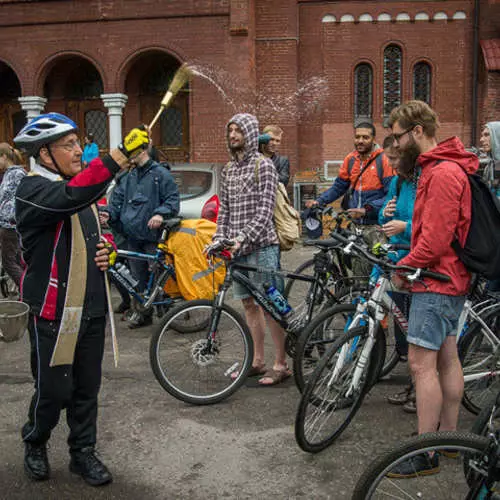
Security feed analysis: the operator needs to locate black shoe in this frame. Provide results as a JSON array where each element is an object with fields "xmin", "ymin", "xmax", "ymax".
[
  {"xmin": 69, "ymin": 447, "xmax": 112, "ymax": 486},
  {"xmin": 386, "ymin": 452, "xmax": 439, "ymax": 478},
  {"xmin": 24, "ymin": 442, "xmax": 50, "ymax": 481},
  {"xmin": 114, "ymin": 301, "xmax": 131, "ymax": 314},
  {"xmin": 128, "ymin": 312, "xmax": 153, "ymax": 329}
]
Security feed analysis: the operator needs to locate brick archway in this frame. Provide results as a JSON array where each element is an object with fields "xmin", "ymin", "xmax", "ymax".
[
  {"xmin": 0, "ymin": 60, "xmax": 23, "ymax": 143},
  {"xmin": 121, "ymin": 49, "xmax": 190, "ymax": 163},
  {"xmin": 36, "ymin": 53, "xmax": 108, "ymax": 149}
]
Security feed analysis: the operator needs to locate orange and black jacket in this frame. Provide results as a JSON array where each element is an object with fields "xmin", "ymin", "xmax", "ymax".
[{"xmin": 317, "ymin": 148, "xmax": 394, "ymax": 223}]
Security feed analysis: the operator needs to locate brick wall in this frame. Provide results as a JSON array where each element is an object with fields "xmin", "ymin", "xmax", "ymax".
[{"xmin": 0, "ymin": 0, "xmax": 487, "ymax": 172}]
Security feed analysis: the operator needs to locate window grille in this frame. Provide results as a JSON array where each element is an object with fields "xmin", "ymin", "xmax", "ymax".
[
  {"xmin": 160, "ymin": 108, "xmax": 183, "ymax": 147},
  {"xmin": 354, "ymin": 63, "xmax": 373, "ymax": 121},
  {"xmin": 413, "ymin": 62, "xmax": 432, "ymax": 104},
  {"xmin": 383, "ymin": 45, "xmax": 402, "ymax": 117},
  {"xmin": 84, "ymin": 110, "xmax": 107, "ymax": 149}
]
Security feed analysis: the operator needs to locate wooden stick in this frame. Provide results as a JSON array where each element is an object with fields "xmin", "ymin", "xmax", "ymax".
[{"xmin": 148, "ymin": 64, "xmax": 192, "ymax": 130}]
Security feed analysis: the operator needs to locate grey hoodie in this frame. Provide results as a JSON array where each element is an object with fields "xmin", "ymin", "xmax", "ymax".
[{"xmin": 483, "ymin": 121, "xmax": 500, "ymax": 189}]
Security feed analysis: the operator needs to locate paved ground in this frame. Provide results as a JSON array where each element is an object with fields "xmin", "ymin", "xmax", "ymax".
[{"xmin": 0, "ymin": 245, "xmax": 476, "ymax": 499}]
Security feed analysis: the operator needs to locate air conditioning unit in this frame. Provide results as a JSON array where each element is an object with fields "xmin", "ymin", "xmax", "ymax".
[{"xmin": 323, "ymin": 160, "xmax": 343, "ymax": 181}]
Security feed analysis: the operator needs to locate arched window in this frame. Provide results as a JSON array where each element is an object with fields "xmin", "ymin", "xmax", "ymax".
[
  {"xmin": 413, "ymin": 62, "xmax": 432, "ymax": 104},
  {"xmin": 383, "ymin": 44, "xmax": 402, "ymax": 117},
  {"xmin": 354, "ymin": 63, "xmax": 373, "ymax": 121}
]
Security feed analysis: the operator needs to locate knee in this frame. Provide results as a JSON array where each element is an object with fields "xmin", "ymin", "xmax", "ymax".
[{"xmin": 408, "ymin": 352, "xmax": 434, "ymax": 380}]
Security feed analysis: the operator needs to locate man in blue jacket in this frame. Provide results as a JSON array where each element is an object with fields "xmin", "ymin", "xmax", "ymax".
[{"xmin": 103, "ymin": 145, "xmax": 179, "ymax": 328}]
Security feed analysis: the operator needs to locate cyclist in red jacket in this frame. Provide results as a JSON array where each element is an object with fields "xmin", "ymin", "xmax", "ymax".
[{"xmin": 387, "ymin": 101, "xmax": 478, "ymax": 478}]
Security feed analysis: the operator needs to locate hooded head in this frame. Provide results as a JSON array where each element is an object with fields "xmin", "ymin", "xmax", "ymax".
[
  {"xmin": 226, "ymin": 113, "xmax": 260, "ymax": 161},
  {"xmin": 480, "ymin": 122, "xmax": 500, "ymax": 162}
]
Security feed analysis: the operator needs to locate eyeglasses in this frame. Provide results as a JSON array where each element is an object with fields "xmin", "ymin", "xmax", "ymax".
[
  {"xmin": 51, "ymin": 140, "xmax": 81, "ymax": 152},
  {"xmin": 392, "ymin": 127, "xmax": 415, "ymax": 144}
]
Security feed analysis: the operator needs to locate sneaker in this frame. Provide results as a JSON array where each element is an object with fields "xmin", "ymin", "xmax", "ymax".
[
  {"xmin": 24, "ymin": 442, "xmax": 50, "ymax": 481},
  {"xmin": 114, "ymin": 301, "xmax": 131, "ymax": 314},
  {"xmin": 386, "ymin": 452, "xmax": 439, "ymax": 478},
  {"xmin": 69, "ymin": 447, "xmax": 112, "ymax": 486},
  {"xmin": 128, "ymin": 312, "xmax": 153, "ymax": 329}
]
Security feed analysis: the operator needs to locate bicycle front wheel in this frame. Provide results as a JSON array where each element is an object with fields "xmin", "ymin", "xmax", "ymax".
[
  {"xmin": 295, "ymin": 325, "xmax": 385, "ymax": 453},
  {"xmin": 352, "ymin": 431, "xmax": 490, "ymax": 499},
  {"xmin": 293, "ymin": 303, "xmax": 357, "ymax": 392},
  {"xmin": 459, "ymin": 306, "xmax": 500, "ymax": 415},
  {"xmin": 150, "ymin": 299, "xmax": 253, "ymax": 405}
]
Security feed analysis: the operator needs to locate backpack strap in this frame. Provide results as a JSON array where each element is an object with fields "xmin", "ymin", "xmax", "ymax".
[
  {"xmin": 347, "ymin": 155, "xmax": 356, "ymax": 177},
  {"xmin": 253, "ymin": 156, "xmax": 264, "ymax": 185}
]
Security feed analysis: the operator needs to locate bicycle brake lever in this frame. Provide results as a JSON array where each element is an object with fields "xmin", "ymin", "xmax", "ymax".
[{"xmin": 407, "ymin": 269, "xmax": 422, "ymax": 282}]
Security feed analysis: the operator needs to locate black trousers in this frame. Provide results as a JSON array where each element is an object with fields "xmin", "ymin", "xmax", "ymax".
[{"xmin": 22, "ymin": 314, "xmax": 106, "ymax": 452}]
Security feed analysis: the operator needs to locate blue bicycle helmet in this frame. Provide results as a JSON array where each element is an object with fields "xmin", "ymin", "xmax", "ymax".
[{"xmin": 14, "ymin": 112, "xmax": 78, "ymax": 156}]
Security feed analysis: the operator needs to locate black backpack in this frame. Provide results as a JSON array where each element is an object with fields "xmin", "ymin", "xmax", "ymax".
[{"xmin": 451, "ymin": 165, "xmax": 500, "ymax": 280}]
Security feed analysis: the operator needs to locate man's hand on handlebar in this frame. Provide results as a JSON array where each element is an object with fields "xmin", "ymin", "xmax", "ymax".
[
  {"xmin": 391, "ymin": 272, "xmax": 412, "ymax": 291},
  {"xmin": 305, "ymin": 199, "xmax": 319, "ymax": 209}
]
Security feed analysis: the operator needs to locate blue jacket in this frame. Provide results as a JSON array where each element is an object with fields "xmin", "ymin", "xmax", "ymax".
[
  {"xmin": 82, "ymin": 143, "xmax": 99, "ymax": 165},
  {"xmin": 108, "ymin": 160, "xmax": 180, "ymax": 242},
  {"xmin": 378, "ymin": 176, "xmax": 417, "ymax": 262}
]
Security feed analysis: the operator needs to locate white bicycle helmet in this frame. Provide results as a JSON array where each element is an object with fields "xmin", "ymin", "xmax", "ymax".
[{"xmin": 14, "ymin": 112, "xmax": 78, "ymax": 156}]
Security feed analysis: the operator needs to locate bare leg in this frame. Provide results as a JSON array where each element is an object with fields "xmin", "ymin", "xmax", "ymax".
[
  {"xmin": 242, "ymin": 297, "xmax": 266, "ymax": 367},
  {"xmin": 408, "ymin": 344, "xmax": 441, "ymax": 434},
  {"xmin": 265, "ymin": 313, "xmax": 287, "ymax": 370},
  {"xmin": 437, "ymin": 336, "xmax": 463, "ymax": 431}
]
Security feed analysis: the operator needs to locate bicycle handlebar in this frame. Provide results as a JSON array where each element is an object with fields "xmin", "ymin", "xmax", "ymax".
[{"xmin": 328, "ymin": 232, "xmax": 450, "ymax": 283}]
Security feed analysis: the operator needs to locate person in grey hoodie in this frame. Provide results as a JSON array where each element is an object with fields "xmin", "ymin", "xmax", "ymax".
[{"xmin": 479, "ymin": 121, "xmax": 500, "ymax": 194}]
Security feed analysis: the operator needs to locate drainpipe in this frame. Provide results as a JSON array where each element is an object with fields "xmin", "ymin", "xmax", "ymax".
[{"xmin": 471, "ymin": 0, "xmax": 480, "ymax": 146}]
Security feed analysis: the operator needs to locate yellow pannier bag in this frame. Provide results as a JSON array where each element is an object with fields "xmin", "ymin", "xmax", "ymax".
[{"xmin": 162, "ymin": 219, "xmax": 226, "ymax": 301}]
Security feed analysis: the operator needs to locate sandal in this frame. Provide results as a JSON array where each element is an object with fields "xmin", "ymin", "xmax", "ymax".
[
  {"xmin": 258, "ymin": 366, "xmax": 292, "ymax": 386},
  {"xmin": 230, "ymin": 364, "xmax": 266, "ymax": 381}
]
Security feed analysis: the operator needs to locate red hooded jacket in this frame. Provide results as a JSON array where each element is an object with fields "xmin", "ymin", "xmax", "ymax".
[{"xmin": 398, "ymin": 137, "xmax": 478, "ymax": 296}]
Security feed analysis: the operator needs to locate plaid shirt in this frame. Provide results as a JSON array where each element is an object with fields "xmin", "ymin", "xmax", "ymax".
[{"xmin": 214, "ymin": 113, "xmax": 279, "ymax": 256}]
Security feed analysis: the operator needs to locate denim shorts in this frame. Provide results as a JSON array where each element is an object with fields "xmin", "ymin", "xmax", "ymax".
[
  {"xmin": 407, "ymin": 293, "xmax": 466, "ymax": 351},
  {"xmin": 232, "ymin": 245, "xmax": 283, "ymax": 300}
]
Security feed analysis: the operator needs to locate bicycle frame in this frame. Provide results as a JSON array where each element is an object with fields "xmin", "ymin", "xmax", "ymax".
[{"xmin": 108, "ymin": 246, "xmax": 176, "ymax": 309}]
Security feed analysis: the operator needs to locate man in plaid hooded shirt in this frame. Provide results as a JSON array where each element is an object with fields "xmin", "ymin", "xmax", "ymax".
[{"xmin": 213, "ymin": 113, "xmax": 291, "ymax": 385}]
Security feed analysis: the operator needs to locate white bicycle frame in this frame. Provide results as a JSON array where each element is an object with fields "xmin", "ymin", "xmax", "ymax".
[{"xmin": 328, "ymin": 272, "xmax": 500, "ymax": 395}]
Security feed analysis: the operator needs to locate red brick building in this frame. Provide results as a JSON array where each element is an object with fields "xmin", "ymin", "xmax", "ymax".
[{"xmin": 0, "ymin": 0, "xmax": 498, "ymax": 181}]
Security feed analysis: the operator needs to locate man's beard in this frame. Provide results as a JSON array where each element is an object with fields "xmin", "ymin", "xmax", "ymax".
[
  {"xmin": 398, "ymin": 139, "xmax": 421, "ymax": 179},
  {"xmin": 229, "ymin": 143, "xmax": 244, "ymax": 154}
]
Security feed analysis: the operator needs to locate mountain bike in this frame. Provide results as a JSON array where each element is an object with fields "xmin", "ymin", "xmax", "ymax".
[
  {"xmin": 292, "ymin": 238, "xmax": 412, "ymax": 392},
  {"xmin": 353, "ymin": 391, "xmax": 500, "ymax": 499},
  {"xmin": 106, "ymin": 217, "xmax": 190, "ymax": 330},
  {"xmin": 149, "ymin": 238, "xmax": 343, "ymax": 405},
  {"xmin": 295, "ymin": 232, "xmax": 450, "ymax": 453}
]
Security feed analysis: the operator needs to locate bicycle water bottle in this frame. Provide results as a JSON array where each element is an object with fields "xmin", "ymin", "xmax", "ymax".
[
  {"xmin": 263, "ymin": 282, "xmax": 293, "ymax": 318},
  {"xmin": 115, "ymin": 263, "xmax": 139, "ymax": 290}
]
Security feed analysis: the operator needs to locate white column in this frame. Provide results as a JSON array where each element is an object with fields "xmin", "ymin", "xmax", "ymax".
[
  {"xmin": 18, "ymin": 97, "xmax": 48, "ymax": 166},
  {"xmin": 101, "ymin": 93, "xmax": 128, "ymax": 149},
  {"xmin": 18, "ymin": 96, "xmax": 48, "ymax": 122}
]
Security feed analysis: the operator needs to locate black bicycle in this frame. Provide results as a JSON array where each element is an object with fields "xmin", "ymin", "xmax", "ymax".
[
  {"xmin": 149, "ymin": 238, "xmax": 343, "ymax": 405},
  {"xmin": 352, "ymin": 392, "xmax": 500, "ymax": 499}
]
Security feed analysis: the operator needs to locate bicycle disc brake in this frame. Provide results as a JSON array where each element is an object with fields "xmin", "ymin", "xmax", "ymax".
[{"xmin": 190, "ymin": 339, "xmax": 219, "ymax": 367}]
